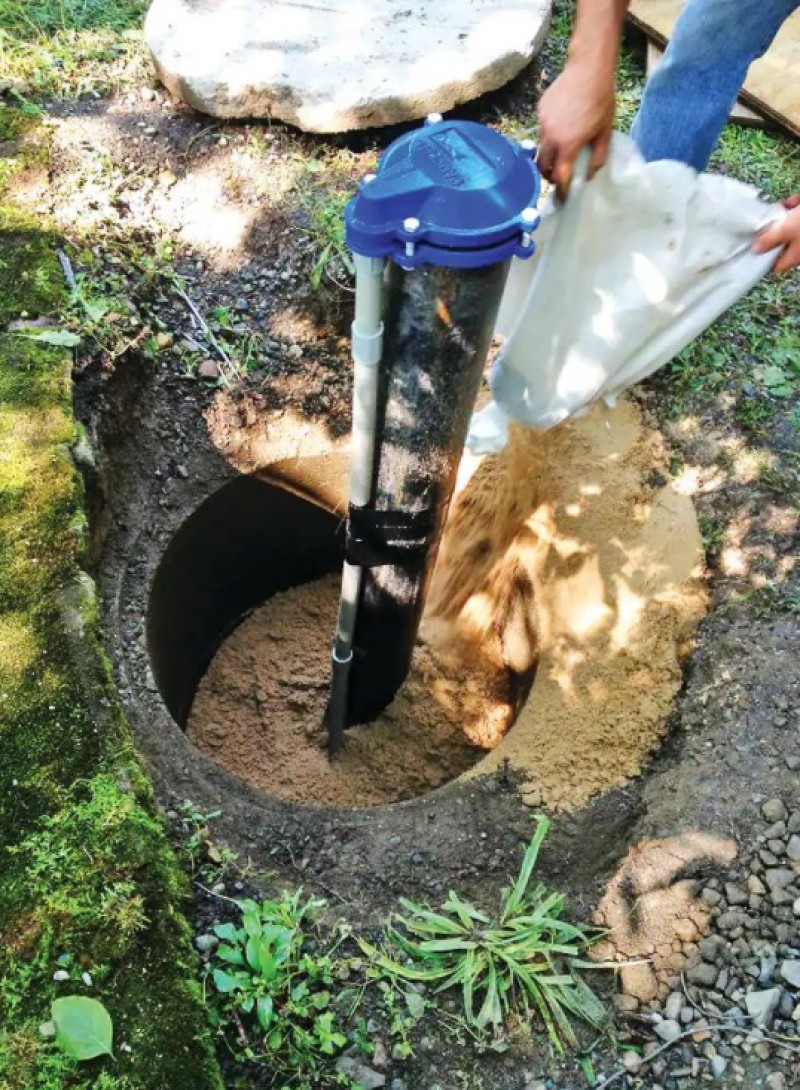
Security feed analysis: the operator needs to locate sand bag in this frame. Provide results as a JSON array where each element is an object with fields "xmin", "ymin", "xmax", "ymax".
[{"xmin": 467, "ymin": 133, "xmax": 783, "ymax": 453}]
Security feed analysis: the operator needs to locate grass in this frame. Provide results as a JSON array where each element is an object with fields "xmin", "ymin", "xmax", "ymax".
[
  {"xmin": 361, "ymin": 817, "xmax": 607, "ymax": 1053},
  {"xmin": 0, "ymin": 0, "xmax": 149, "ymax": 98}
]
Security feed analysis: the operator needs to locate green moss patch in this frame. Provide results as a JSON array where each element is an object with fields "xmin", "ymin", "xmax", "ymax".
[{"xmin": 0, "ymin": 104, "xmax": 221, "ymax": 1090}]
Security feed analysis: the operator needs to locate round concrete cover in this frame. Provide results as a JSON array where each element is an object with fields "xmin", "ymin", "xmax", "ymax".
[{"xmin": 145, "ymin": 0, "xmax": 552, "ymax": 132}]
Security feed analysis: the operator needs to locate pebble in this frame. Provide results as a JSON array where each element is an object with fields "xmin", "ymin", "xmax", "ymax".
[
  {"xmin": 52, "ymin": 970, "xmax": 70, "ymax": 982},
  {"xmin": 654, "ymin": 1019, "xmax": 682, "ymax": 1043},
  {"xmin": 687, "ymin": 962, "xmax": 718, "ymax": 987},
  {"xmin": 335, "ymin": 1058, "xmax": 385, "ymax": 1089},
  {"xmin": 390, "ymin": 1082, "xmax": 407, "ymax": 1090},
  {"xmin": 664, "ymin": 992, "xmax": 683, "ymax": 1021},
  {"xmin": 762, "ymin": 798, "xmax": 788, "ymax": 823},
  {"xmin": 744, "ymin": 987, "xmax": 781, "ymax": 1028},
  {"xmin": 786, "ymin": 834, "xmax": 800, "ymax": 862},
  {"xmin": 764, "ymin": 868, "xmax": 795, "ymax": 891},
  {"xmin": 779, "ymin": 960, "xmax": 800, "ymax": 987},
  {"xmin": 710, "ymin": 1055, "xmax": 728, "ymax": 1078},
  {"xmin": 725, "ymin": 883, "xmax": 748, "ymax": 905},
  {"xmin": 621, "ymin": 1051, "xmax": 642, "ymax": 1072},
  {"xmin": 198, "ymin": 359, "xmax": 220, "ymax": 379},
  {"xmin": 195, "ymin": 934, "xmax": 219, "ymax": 953},
  {"xmin": 766, "ymin": 1074, "xmax": 786, "ymax": 1090}
]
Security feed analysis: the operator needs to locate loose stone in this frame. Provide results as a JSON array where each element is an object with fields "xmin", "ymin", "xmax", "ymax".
[
  {"xmin": 762, "ymin": 798, "xmax": 788, "ymax": 823},
  {"xmin": 744, "ymin": 987, "xmax": 782, "ymax": 1028}
]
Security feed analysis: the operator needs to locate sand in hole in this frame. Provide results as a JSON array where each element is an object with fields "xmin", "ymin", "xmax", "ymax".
[{"xmin": 186, "ymin": 399, "xmax": 706, "ymax": 810}]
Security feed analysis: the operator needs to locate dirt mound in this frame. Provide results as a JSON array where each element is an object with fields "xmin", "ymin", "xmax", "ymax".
[{"xmin": 187, "ymin": 399, "xmax": 706, "ymax": 810}]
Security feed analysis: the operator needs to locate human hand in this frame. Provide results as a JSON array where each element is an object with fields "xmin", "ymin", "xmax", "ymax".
[
  {"xmin": 537, "ymin": 61, "xmax": 616, "ymax": 197},
  {"xmin": 752, "ymin": 195, "xmax": 800, "ymax": 274}
]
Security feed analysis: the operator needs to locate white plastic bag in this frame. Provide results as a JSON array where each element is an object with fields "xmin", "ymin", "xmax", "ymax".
[{"xmin": 467, "ymin": 133, "xmax": 783, "ymax": 453}]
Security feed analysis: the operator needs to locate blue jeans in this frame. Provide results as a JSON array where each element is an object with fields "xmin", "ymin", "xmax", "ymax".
[{"xmin": 631, "ymin": 0, "xmax": 799, "ymax": 169}]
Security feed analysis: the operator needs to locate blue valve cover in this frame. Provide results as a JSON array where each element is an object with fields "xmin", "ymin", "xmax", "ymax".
[{"xmin": 345, "ymin": 119, "xmax": 541, "ymax": 269}]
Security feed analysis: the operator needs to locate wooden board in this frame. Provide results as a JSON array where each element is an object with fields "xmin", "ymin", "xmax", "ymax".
[
  {"xmin": 646, "ymin": 41, "xmax": 768, "ymax": 128},
  {"xmin": 629, "ymin": 0, "xmax": 800, "ymax": 138}
]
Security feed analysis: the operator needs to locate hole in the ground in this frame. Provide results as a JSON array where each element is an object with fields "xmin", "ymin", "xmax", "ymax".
[
  {"xmin": 144, "ymin": 401, "xmax": 708, "ymax": 816},
  {"xmin": 147, "ymin": 461, "xmax": 507, "ymax": 810},
  {"xmin": 147, "ymin": 469, "xmax": 345, "ymax": 729}
]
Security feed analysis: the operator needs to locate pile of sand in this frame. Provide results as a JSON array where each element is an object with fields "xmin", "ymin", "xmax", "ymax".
[{"xmin": 187, "ymin": 399, "xmax": 706, "ymax": 810}]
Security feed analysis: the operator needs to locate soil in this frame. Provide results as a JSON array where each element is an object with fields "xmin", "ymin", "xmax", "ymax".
[
  {"xmin": 186, "ymin": 574, "xmax": 496, "ymax": 807},
  {"xmin": 37, "ymin": 25, "xmax": 796, "ymax": 1090},
  {"xmin": 187, "ymin": 399, "xmax": 706, "ymax": 813}
]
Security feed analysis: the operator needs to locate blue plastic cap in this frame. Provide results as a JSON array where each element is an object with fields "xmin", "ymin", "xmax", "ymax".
[{"xmin": 345, "ymin": 119, "xmax": 541, "ymax": 270}]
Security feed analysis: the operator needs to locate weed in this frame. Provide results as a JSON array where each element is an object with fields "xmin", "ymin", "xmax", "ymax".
[
  {"xmin": 301, "ymin": 187, "xmax": 355, "ymax": 291},
  {"xmin": 206, "ymin": 891, "xmax": 354, "ymax": 1088},
  {"xmin": 741, "ymin": 580, "xmax": 800, "ymax": 618},
  {"xmin": 699, "ymin": 516, "xmax": 724, "ymax": 557},
  {"xmin": 361, "ymin": 817, "xmax": 607, "ymax": 1053}
]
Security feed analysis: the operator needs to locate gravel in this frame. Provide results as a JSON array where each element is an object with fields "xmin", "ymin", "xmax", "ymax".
[{"xmin": 613, "ymin": 798, "xmax": 800, "ymax": 1089}]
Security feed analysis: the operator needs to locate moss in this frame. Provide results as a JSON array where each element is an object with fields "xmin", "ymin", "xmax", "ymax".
[{"xmin": 0, "ymin": 106, "xmax": 222, "ymax": 1090}]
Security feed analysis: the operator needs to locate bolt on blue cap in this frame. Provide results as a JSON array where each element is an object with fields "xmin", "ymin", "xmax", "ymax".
[{"xmin": 345, "ymin": 118, "xmax": 541, "ymax": 270}]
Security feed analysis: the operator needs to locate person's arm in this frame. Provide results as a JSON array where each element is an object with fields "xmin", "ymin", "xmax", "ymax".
[
  {"xmin": 537, "ymin": 0, "xmax": 629, "ymax": 194},
  {"xmin": 753, "ymin": 196, "xmax": 800, "ymax": 274}
]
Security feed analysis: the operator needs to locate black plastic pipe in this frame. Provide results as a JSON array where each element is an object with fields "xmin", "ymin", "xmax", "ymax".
[{"xmin": 345, "ymin": 258, "xmax": 510, "ymax": 724}]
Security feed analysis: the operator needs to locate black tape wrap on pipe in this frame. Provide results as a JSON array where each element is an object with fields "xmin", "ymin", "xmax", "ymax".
[{"xmin": 346, "ymin": 258, "xmax": 510, "ymax": 725}]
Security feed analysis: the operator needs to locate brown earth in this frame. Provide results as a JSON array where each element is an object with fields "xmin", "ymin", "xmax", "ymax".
[{"xmin": 187, "ymin": 399, "xmax": 707, "ymax": 810}]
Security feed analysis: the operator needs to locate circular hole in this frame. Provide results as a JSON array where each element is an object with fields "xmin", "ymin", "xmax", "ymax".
[{"xmin": 147, "ymin": 465, "xmax": 520, "ymax": 810}]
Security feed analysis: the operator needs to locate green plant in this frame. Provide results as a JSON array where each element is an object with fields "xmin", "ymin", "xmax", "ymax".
[
  {"xmin": 207, "ymin": 891, "xmax": 353, "ymax": 1087},
  {"xmin": 361, "ymin": 817, "xmax": 607, "ymax": 1053},
  {"xmin": 43, "ymin": 996, "xmax": 114, "ymax": 1062},
  {"xmin": 298, "ymin": 176, "xmax": 355, "ymax": 291}
]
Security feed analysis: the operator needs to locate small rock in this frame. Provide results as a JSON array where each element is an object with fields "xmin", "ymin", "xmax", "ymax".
[
  {"xmin": 725, "ymin": 883, "xmax": 748, "ymax": 906},
  {"xmin": 701, "ymin": 887, "xmax": 722, "ymax": 906},
  {"xmin": 613, "ymin": 994, "xmax": 639, "ymax": 1013},
  {"xmin": 390, "ymin": 1082, "xmax": 407, "ymax": 1090},
  {"xmin": 622, "ymin": 1051, "xmax": 643, "ymax": 1072},
  {"xmin": 691, "ymin": 1018, "xmax": 712, "ymax": 1042},
  {"xmin": 710, "ymin": 1055, "xmax": 728, "ymax": 1079},
  {"xmin": 680, "ymin": 1006, "xmax": 695, "ymax": 1024},
  {"xmin": 764, "ymin": 821, "xmax": 787, "ymax": 839},
  {"xmin": 288, "ymin": 343, "xmax": 303, "ymax": 359},
  {"xmin": 718, "ymin": 909, "xmax": 746, "ymax": 931},
  {"xmin": 788, "ymin": 811, "xmax": 800, "ymax": 834},
  {"xmin": 52, "ymin": 970, "xmax": 70, "ymax": 982},
  {"xmin": 156, "ymin": 330, "xmax": 174, "ymax": 350},
  {"xmin": 766, "ymin": 1075, "xmax": 786, "ymax": 1090},
  {"xmin": 198, "ymin": 359, "xmax": 220, "ymax": 379},
  {"xmin": 687, "ymin": 962, "xmax": 719, "ymax": 987},
  {"xmin": 698, "ymin": 936, "xmax": 725, "ymax": 960},
  {"xmin": 654, "ymin": 1019, "xmax": 682, "ymax": 1043},
  {"xmin": 195, "ymin": 934, "xmax": 219, "ymax": 953},
  {"xmin": 786, "ymin": 834, "xmax": 800, "ymax": 863},
  {"xmin": 762, "ymin": 798, "xmax": 788, "ymax": 823},
  {"xmin": 780, "ymin": 960, "xmax": 800, "ymax": 988},
  {"xmin": 176, "ymin": 464, "xmax": 189, "ymax": 479},
  {"xmin": 372, "ymin": 1041, "xmax": 388, "ymax": 1068},
  {"xmin": 335, "ymin": 1057, "xmax": 385, "ymax": 1089},
  {"xmin": 744, "ymin": 987, "xmax": 782, "ymax": 1028},
  {"xmin": 759, "ymin": 955, "xmax": 777, "ymax": 985},
  {"xmin": 664, "ymin": 992, "xmax": 683, "ymax": 1021},
  {"xmin": 747, "ymin": 875, "xmax": 767, "ymax": 895},
  {"xmin": 764, "ymin": 868, "xmax": 795, "ymax": 892}
]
